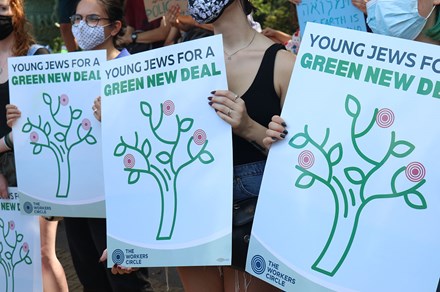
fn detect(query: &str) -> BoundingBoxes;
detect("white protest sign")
[102,35,232,267]
[247,22,440,291]
[9,51,107,218]
[0,188,42,292]
[297,0,367,38]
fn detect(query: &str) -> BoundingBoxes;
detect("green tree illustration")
[114,100,214,240]
[22,93,97,198]
[0,219,32,292]
[289,94,427,276]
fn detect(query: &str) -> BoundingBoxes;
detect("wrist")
[131,32,138,43]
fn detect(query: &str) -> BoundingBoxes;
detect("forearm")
[235,120,269,155]
[0,133,13,153]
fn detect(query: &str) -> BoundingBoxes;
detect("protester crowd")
[0,0,439,291]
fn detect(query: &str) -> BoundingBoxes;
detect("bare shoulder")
[274,49,296,105]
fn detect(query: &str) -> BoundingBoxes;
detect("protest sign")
[247,22,440,291]
[102,35,232,267]
[297,0,366,38]
[0,188,42,292]
[144,0,188,22]
[9,50,107,217]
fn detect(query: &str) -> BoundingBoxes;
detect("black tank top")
[233,43,285,166]
[0,81,10,138]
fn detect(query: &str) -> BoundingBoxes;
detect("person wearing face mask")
[6,0,154,291]
[0,1,69,292]
[172,0,295,291]
[366,0,440,45]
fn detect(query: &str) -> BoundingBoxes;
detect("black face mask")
[0,15,13,40]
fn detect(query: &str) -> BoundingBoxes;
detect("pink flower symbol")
[124,154,135,168]
[82,118,91,130]
[30,131,39,142]
[22,242,29,253]
[298,150,314,169]
[60,94,69,106]
[405,162,426,182]
[162,100,175,116]
[8,220,15,230]
[193,129,206,145]
[376,108,394,128]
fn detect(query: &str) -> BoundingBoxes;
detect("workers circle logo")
[251,255,266,275]
[23,202,33,214]
[112,249,125,265]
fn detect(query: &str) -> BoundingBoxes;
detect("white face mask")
[72,20,110,50]
[367,0,435,40]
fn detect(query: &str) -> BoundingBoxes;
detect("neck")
[213,1,254,50]
[0,34,14,55]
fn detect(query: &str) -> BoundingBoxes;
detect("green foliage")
[252,0,298,35]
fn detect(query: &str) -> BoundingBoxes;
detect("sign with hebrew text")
[9,50,107,217]
[0,188,42,292]
[102,35,232,267]
[297,0,366,38]
[247,22,440,291]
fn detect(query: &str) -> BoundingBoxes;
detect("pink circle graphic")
[376,108,394,128]
[82,118,91,130]
[298,150,314,169]
[60,94,69,106]
[405,162,426,182]
[193,129,207,145]
[8,220,15,230]
[30,131,39,142]
[22,242,29,253]
[124,154,135,169]
[162,100,175,116]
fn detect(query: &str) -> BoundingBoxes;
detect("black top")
[0,47,49,138]
[233,43,285,166]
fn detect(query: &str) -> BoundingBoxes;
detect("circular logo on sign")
[251,255,266,275]
[23,202,33,214]
[112,249,125,265]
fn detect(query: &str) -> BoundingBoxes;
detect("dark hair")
[240,0,256,16]
[77,0,127,47]
[425,6,440,41]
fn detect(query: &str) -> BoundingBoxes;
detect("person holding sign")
[7,0,152,290]
[0,1,69,292]
[172,0,295,291]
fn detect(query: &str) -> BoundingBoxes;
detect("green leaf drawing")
[391,140,415,158]
[140,101,152,117]
[55,132,65,142]
[289,132,308,148]
[179,118,194,132]
[345,94,360,117]
[344,167,365,185]
[33,144,43,155]
[24,257,32,264]
[142,139,152,157]
[199,151,214,164]
[43,92,52,105]
[128,171,141,184]
[22,122,32,133]
[44,122,51,135]
[16,234,23,242]
[5,251,12,260]
[404,191,427,210]
[85,135,97,145]
[72,109,82,120]
[328,143,343,166]
[114,143,127,156]
[156,152,171,164]
[295,172,315,189]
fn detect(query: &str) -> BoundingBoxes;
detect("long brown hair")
[10,0,35,56]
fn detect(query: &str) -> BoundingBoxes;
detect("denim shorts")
[233,160,266,202]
